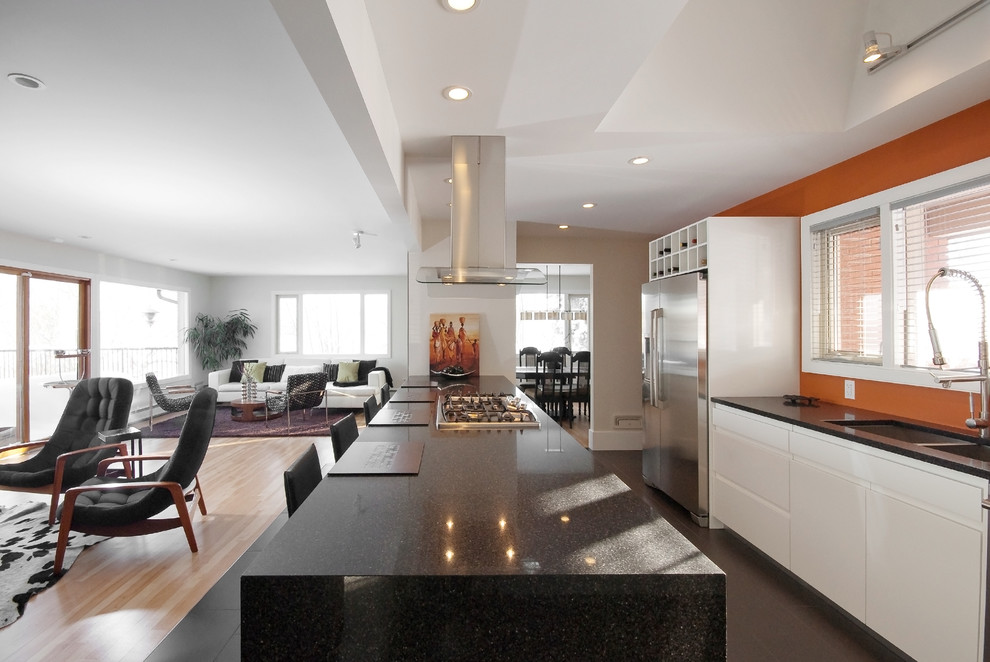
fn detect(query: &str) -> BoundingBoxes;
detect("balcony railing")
[0,348,181,381]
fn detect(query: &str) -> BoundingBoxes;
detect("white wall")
[209,274,409,383]
[518,228,650,451]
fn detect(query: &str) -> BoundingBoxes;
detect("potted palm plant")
[184,309,258,371]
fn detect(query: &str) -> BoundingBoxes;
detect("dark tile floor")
[149,450,909,661]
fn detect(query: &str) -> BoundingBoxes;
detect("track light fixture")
[862,30,902,64]
[352,230,376,249]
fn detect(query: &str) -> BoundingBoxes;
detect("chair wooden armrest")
[49,442,129,524]
[0,439,48,459]
[165,385,195,394]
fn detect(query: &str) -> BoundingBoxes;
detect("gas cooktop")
[436,393,541,430]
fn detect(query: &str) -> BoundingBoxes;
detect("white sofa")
[207,360,386,409]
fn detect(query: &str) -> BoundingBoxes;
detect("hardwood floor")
[0,420,340,662]
[0,409,585,661]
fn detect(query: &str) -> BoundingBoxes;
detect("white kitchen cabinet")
[866,489,984,662]
[790,458,867,620]
[711,406,792,567]
[714,405,989,661]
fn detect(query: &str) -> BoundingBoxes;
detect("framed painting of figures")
[429,314,480,376]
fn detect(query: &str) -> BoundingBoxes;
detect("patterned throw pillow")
[323,363,338,383]
[263,364,285,382]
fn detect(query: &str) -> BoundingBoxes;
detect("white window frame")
[802,155,990,392]
[274,290,391,359]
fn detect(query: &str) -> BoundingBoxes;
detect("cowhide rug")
[0,501,107,628]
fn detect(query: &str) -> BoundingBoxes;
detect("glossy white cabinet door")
[866,490,983,662]
[712,421,791,567]
[790,459,867,620]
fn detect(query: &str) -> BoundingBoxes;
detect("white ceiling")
[2,0,989,276]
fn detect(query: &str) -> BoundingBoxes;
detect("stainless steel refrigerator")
[642,272,709,526]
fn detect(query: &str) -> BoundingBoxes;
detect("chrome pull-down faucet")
[925,267,990,439]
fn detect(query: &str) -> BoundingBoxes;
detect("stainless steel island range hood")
[416,136,546,286]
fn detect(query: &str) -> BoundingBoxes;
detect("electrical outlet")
[844,379,855,400]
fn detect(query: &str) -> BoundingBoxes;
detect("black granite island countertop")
[243,376,725,661]
[713,395,990,480]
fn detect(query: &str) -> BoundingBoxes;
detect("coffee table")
[231,399,281,422]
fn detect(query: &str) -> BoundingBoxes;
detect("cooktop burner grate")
[437,393,541,430]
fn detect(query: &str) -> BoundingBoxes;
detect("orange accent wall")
[720,99,990,429]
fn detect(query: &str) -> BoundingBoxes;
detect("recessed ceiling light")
[48,236,64,244]
[558,225,570,230]
[582,203,596,209]
[440,0,478,12]
[628,156,650,165]
[443,86,471,101]
[8,73,46,90]
[445,177,452,184]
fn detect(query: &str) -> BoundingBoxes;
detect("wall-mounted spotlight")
[862,30,902,64]
[352,230,376,249]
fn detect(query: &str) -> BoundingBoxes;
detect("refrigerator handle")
[651,308,664,405]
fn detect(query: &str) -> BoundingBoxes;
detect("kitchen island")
[242,376,725,660]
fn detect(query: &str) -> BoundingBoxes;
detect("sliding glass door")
[0,267,90,442]
[0,272,16,444]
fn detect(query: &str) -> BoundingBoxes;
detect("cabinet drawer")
[713,427,789,510]
[712,405,790,452]
[713,474,790,568]
[792,429,986,525]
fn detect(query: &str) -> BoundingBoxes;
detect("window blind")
[893,177,990,370]
[810,211,882,363]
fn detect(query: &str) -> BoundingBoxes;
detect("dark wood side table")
[98,425,143,474]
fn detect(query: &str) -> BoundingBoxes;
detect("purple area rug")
[139,406,353,438]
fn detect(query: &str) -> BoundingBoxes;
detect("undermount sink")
[823,418,990,461]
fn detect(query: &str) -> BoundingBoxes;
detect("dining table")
[241,375,725,660]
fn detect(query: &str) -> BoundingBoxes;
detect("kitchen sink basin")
[823,419,975,446]
[927,442,990,462]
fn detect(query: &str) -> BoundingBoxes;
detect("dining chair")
[330,413,360,461]
[571,351,590,418]
[518,346,540,396]
[363,394,381,426]
[380,384,391,406]
[284,443,322,516]
[551,346,572,369]
[536,351,572,425]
